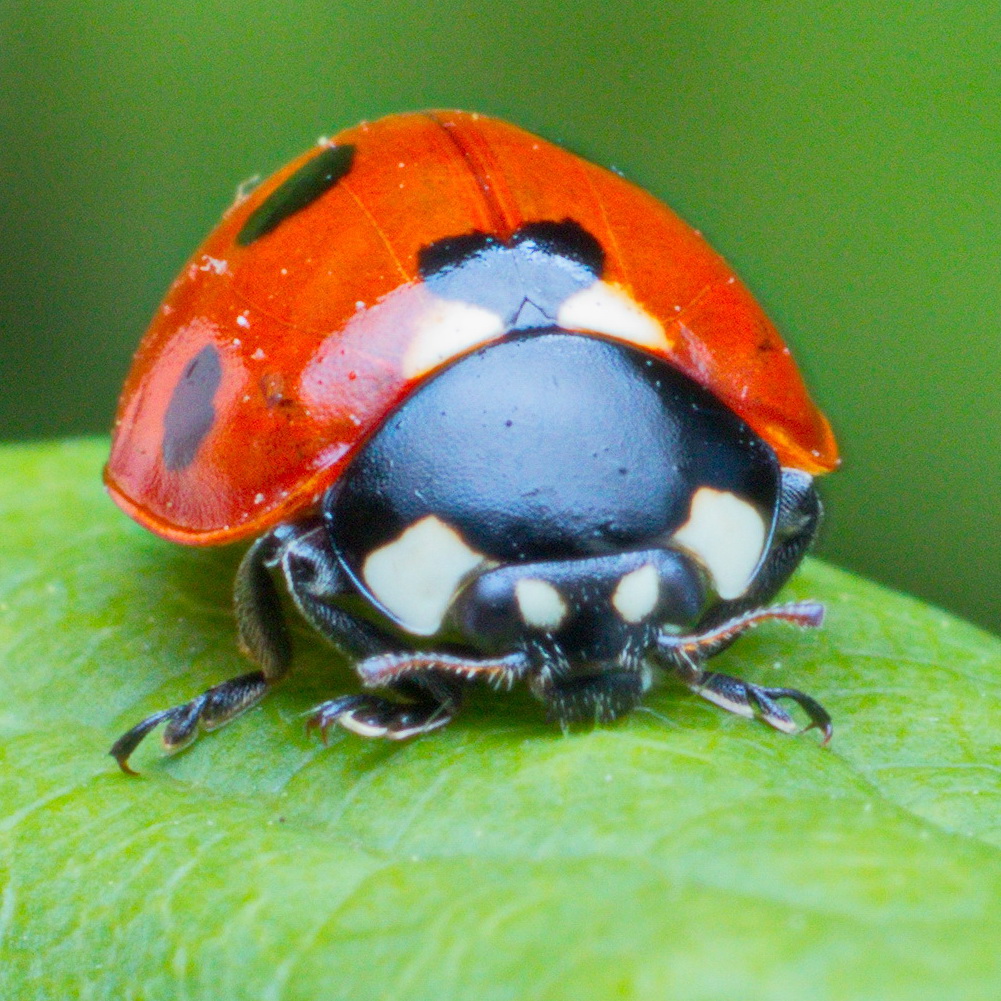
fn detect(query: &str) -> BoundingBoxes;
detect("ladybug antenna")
[656,600,825,662]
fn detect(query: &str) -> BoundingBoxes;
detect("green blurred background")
[2,1,998,632]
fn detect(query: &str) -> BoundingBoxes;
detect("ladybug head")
[447,548,708,665]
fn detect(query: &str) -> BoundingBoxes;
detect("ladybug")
[107,111,840,772]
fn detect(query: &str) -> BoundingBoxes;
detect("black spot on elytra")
[511,220,604,275]
[416,219,604,329]
[417,231,499,278]
[236,144,356,246]
[162,345,222,470]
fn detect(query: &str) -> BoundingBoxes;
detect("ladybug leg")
[110,529,299,773]
[306,651,533,741]
[278,524,476,743]
[750,467,823,605]
[109,670,280,773]
[686,669,832,743]
[306,675,464,742]
[273,520,398,661]
[307,694,457,741]
[355,650,533,689]
[655,602,832,742]
[110,518,399,773]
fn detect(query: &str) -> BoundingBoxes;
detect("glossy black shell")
[325,331,780,611]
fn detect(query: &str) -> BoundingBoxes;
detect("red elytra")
[106,110,839,546]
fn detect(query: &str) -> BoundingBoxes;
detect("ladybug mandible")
[106,111,840,772]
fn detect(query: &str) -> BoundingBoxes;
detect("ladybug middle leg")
[110,517,403,772]
[109,528,299,773]
[305,676,463,742]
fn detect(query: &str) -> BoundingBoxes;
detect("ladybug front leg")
[306,650,533,740]
[306,676,464,742]
[654,602,832,742]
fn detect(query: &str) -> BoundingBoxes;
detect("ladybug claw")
[110,670,270,774]
[306,694,456,742]
[305,695,371,741]
[751,684,833,744]
[109,708,177,774]
[688,671,833,744]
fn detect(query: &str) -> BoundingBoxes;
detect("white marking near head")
[515,578,568,630]
[612,563,660,623]
[401,299,506,378]
[671,488,768,600]
[362,516,485,636]
[557,280,669,353]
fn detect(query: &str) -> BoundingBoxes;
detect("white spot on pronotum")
[612,563,660,623]
[362,516,485,635]
[515,578,567,630]
[401,299,506,378]
[557,280,669,352]
[671,488,767,600]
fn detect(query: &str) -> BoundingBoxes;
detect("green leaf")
[2,438,1000,1001]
